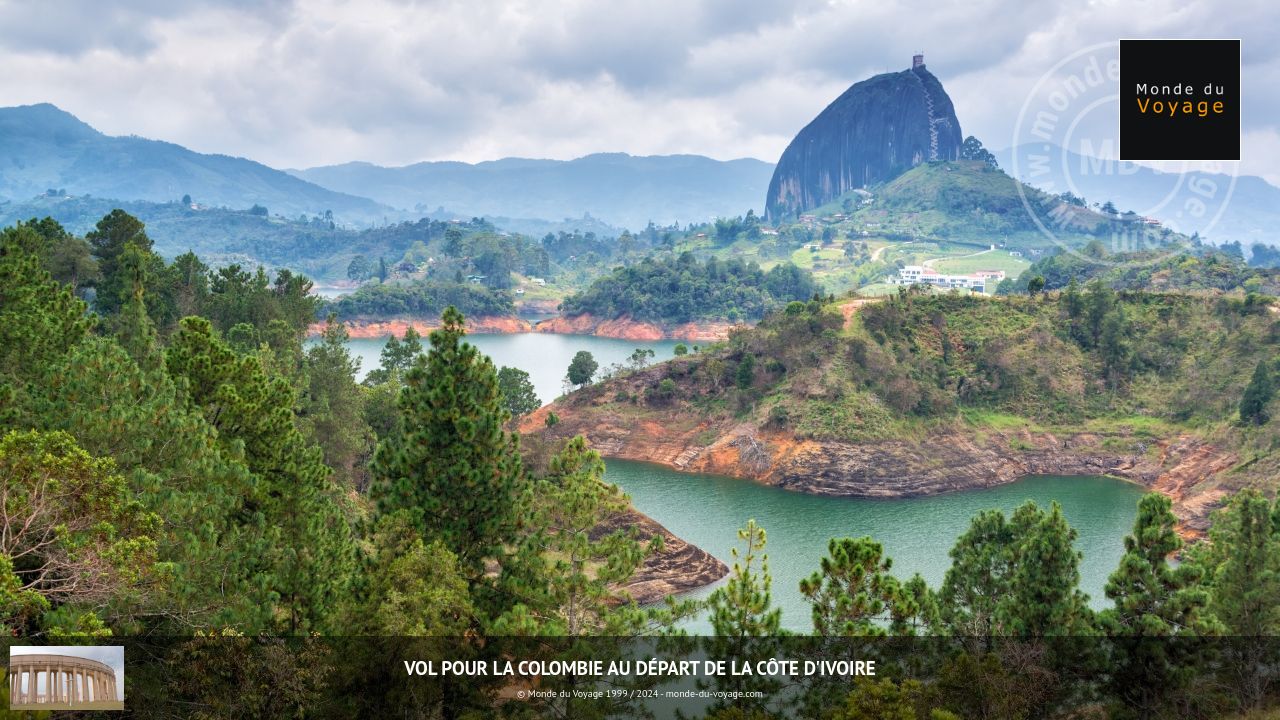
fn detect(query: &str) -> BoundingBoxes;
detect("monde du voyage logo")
[1120,39,1241,161]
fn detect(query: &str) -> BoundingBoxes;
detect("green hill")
[811,160,1176,257]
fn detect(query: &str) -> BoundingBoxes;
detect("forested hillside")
[559,253,820,323]
[0,211,705,645]
[1006,240,1280,295]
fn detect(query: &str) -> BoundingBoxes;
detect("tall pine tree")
[370,307,526,571]
[166,317,356,632]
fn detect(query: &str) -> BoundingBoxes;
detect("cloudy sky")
[2,0,1278,181]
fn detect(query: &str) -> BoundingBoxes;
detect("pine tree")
[37,337,272,631]
[382,326,422,373]
[703,520,786,719]
[1102,493,1213,635]
[1194,490,1280,710]
[939,509,1017,636]
[300,315,374,489]
[1239,360,1274,425]
[707,519,782,638]
[167,317,356,632]
[86,209,152,315]
[370,307,527,571]
[0,226,95,425]
[996,502,1093,636]
[1202,490,1280,636]
[801,536,936,636]
[112,242,163,371]
[339,512,473,636]
[1100,493,1218,717]
[494,436,667,635]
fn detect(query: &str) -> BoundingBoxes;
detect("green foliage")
[998,502,1093,636]
[560,252,819,323]
[495,436,673,636]
[800,536,938,636]
[940,501,1092,637]
[567,350,598,388]
[1099,493,1219,718]
[959,135,999,168]
[0,227,95,423]
[202,264,320,337]
[736,353,756,390]
[1197,490,1280,636]
[1240,360,1274,425]
[340,512,474,635]
[0,430,159,633]
[364,326,422,384]
[1026,274,1045,296]
[370,307,527,571]
[1101,493,1214,635]
[674,342,689,356]
[1017,243,1280,295]
[329,279,514,319]
[34,336,270,631]
[497,365,541,417]
[166,316,356,632]
[86,208,152,315]
[832,678,955,720]
[346,254,373,282]
[707,520,783,638]
[299,316,375,488]
[2,216,98,290]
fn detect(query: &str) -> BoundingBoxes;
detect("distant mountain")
[290,153,774,231]
[766,60,963,221]
[994,144,1280,250]
[0,103,392,223]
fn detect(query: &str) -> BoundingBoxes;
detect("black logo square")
[1120,39,1240,161]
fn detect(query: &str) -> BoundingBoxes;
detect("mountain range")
[3,102,1279,249]
[0,103,774,232]
[288,153,774,231]
[0,104,392,223]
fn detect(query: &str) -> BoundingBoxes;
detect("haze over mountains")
[2,102,1278,251]
[0,103,773,232]
[0,104,391,223]
[291,154,774,231]
[995,144,1280,250]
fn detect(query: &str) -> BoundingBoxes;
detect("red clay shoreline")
[312,313,742,342]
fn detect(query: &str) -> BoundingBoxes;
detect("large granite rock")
[765,62,963,220]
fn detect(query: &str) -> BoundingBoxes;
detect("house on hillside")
[894,265,1006,294]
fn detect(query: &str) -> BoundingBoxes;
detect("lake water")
[339,334,682,406]
[337,332,1146,633]
[606,461,1145,633]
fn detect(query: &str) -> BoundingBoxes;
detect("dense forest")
[6,210,1280,717]
[1005,239,1280,296]
[559,252,821,323]
[327,279,515,319]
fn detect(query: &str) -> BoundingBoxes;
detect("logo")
[8,646,123,711]
[1011,41,1238,266]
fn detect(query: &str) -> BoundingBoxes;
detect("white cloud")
[0,0,1276,173]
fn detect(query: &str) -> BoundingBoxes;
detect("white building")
[895,265,1006,294]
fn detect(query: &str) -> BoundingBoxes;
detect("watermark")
[1010,41,1238,267]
